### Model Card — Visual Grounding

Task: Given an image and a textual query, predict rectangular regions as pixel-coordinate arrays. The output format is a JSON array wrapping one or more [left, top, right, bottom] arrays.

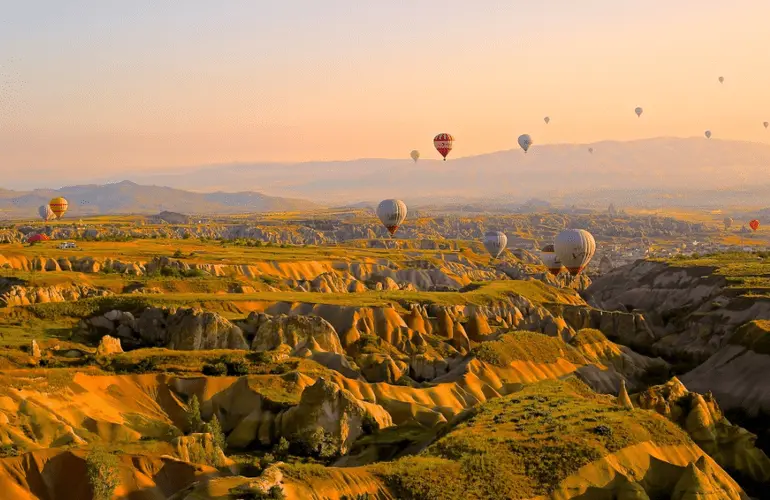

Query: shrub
[[273, 437, 290, 459], [226, 360, 250, 376], [173, 249, 184, 258], [202, 362, 228, 376], [0, 443, 19, 457], [86, 447, 120, 500]]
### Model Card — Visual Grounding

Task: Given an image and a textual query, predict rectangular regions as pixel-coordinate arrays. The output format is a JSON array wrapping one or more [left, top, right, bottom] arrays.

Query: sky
[[1, 0, 770, 184]]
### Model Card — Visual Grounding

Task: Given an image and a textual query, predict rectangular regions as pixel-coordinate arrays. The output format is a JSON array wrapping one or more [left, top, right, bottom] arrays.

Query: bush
[[226, 360, 250, 376], [202, 362, 228, 376], [86, 447, 120, 500], [173, 249, 184, 258], [273, 437, 290, 459]]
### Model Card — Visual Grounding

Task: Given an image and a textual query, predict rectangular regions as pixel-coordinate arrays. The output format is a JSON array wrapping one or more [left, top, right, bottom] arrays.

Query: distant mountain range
[[91, 137, 770, 208], [0, 181, 320, 218], [4, 137, 770, 214]]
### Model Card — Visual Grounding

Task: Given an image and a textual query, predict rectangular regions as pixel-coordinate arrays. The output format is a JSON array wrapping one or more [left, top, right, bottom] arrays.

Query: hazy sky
[[1, 1, 770, 181]]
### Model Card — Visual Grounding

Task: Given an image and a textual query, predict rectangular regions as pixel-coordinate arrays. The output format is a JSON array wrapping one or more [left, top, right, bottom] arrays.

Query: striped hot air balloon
[[433, 133, 454, 161], [49, 197, 69, 219]]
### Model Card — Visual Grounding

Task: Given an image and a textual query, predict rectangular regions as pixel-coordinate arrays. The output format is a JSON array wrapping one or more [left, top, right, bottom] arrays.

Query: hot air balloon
[[705, 130, 712, 139], [750, 219, 760, 231], [433, 133, 454, 161], [27, 233, 50, 244], [764, 121, 768, 129], [539, 244, 563, 275], [483, 231, 507, 258], [544, 116, 550, 125], [518, 134, 532, 153], [38, 205, 54, 222], [719, 76, 724, 84], [588, 147, 594, 154], [554, 229, 596, 276], [49, 197, 68, 219], [635, 107, 643, 118], [723, 217, 733, 230], [376, 199, 407, 235], [410, 150, 420, 163]]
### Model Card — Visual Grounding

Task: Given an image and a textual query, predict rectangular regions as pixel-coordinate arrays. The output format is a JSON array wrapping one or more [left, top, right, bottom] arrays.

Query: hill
[[88, 137, 770, 207], [0, 181, 321, 217]]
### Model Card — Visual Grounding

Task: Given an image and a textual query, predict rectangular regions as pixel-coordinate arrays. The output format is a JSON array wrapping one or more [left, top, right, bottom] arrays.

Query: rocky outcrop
[[0, 281, 112, 307], [251, 314, 344, 355], [277, 378, 393, 455], [96, 335, 123, 356], [166, 309, 249, 350], [635, 377, 770, 487]]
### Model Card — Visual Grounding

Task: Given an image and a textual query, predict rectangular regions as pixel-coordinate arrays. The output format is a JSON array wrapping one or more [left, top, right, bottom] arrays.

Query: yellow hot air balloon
[[49, 197, 69, 219]]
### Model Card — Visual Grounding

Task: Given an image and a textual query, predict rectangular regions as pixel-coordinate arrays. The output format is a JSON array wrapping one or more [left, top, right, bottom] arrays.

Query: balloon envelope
[[705, 130, 712, 139], [38, 205, 54, 221], [433, 133, 454, 161], [376, 199, 407, 235], [49, 197, 68, 219], [554, 229, 596, 276], [410, 150, 420, 162], [719, 76, 724, 83], [483, 231, 507, 258], [518, 134, 532, 153], [723, 217, 733, 230], [764, 122, 768, 129], [539, 244, 563, 275], [635, 107, 643, 117], [750, 219, 760, 231], [588, 147, 594, 154], [28, 233, 50, 243], [544, 116, 550, 124]]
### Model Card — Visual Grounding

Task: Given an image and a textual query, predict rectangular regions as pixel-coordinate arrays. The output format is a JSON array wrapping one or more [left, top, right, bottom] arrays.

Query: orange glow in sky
[[1, 1, 769, 175]]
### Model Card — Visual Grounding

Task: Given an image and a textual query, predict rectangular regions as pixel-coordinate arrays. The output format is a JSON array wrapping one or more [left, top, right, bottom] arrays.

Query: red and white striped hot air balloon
[[434, 133, 454, 161]]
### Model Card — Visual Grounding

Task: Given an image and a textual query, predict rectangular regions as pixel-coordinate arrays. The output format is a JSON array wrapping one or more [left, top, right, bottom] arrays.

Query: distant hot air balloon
[[27, 233, 50, 244], [588, 147, 594, 154], [518, 134, 532, 153], [376, 199, 407, 235], [539, 244, 563, 275], [544, 116, 550, 125], [635, 107, 643, 118], [705, 130, 712, 139], [750, 219, 760, 231], [483, 231, 507, 258], [764, 121, 769, 129], [719, 76, 724, 84], [554, 229, 596, 276], [49, 197, 68, 219], [433, 133, 454, 161], [723, 217, 733, 230], [410, 150, 420, 163], [38, 205, 54, 222]]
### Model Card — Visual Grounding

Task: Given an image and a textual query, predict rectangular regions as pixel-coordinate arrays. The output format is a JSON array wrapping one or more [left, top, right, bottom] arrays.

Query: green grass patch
[[373, 378, 691, 499], [471, 331, 586, 367]]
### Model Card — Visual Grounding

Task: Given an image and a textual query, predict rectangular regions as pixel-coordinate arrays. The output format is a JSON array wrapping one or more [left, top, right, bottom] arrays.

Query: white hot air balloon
[[634, 107, 643, 118], [544, 116, 550, 125], [376, 199, 407, 236], [705, 130, 712, 139], [554, 229, 596, 276], [38, 205, 54, 222], [410, 150, 420, 162], [483, 231, 508, 258], [764, 121, 768, 129], [518, 134, 533, 153], [539, 244, 563, 275], [719, 76, 724, 84]]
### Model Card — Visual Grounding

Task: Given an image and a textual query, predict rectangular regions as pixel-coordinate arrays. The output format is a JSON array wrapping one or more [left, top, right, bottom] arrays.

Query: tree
[[186, 395, 204, 433], [206, 414, 226, 451], [86, 447, 120, 500]]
